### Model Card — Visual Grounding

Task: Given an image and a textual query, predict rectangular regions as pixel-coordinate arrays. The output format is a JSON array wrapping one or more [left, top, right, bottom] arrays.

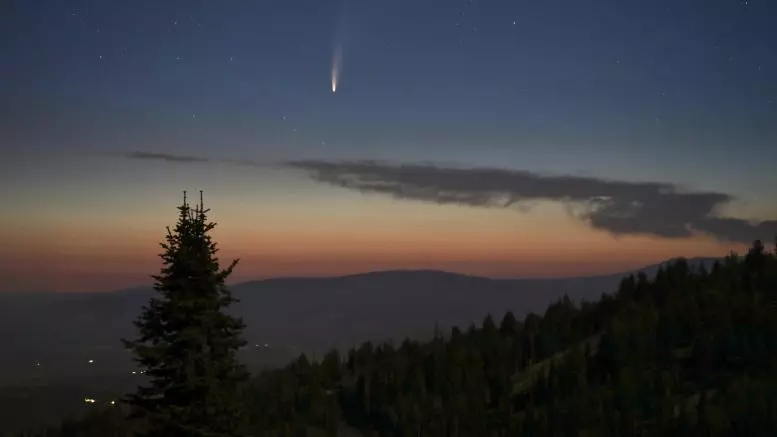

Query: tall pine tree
[[123, 192, 248, 437]]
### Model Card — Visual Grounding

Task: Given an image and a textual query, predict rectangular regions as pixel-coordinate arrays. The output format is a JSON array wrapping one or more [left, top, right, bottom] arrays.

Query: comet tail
[[331, 43, 343, 93]]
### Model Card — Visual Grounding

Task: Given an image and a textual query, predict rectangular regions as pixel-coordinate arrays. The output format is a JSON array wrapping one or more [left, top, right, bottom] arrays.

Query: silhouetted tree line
[[23, 198, 777, 436]]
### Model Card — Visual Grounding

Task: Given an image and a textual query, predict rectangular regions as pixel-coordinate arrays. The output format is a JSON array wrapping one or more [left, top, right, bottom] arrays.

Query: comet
[[331, 43, 343, 93]]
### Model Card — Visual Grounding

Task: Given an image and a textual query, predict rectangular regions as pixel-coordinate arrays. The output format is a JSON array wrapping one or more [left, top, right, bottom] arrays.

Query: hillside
[[25, 247, 777, 436], [0, 262, 697, 385]]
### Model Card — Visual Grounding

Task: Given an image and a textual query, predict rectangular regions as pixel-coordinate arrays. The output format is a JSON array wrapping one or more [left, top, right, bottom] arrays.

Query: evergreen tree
[[122, 192, 248, 437]]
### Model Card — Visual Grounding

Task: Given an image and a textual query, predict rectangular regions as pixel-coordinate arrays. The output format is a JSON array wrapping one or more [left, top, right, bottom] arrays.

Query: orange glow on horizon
[[1, 231, 741, 293], [0, 197, 746, 293]]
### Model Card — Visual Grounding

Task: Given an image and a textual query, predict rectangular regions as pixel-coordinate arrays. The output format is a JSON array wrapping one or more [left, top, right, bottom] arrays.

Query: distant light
[[84, 398, 96, 404], [264, 343, 269, 347], [110, 400, 116, 406], [88, 359, 94, 364], [132, 371, 136, 375], [35, 362, 41, 367]]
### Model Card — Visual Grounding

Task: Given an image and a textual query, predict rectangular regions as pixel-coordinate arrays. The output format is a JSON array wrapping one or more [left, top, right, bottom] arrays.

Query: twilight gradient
[[1, 0, 776, 292]]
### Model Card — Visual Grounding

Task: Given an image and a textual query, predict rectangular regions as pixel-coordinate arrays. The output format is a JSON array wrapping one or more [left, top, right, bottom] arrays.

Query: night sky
[[2, 0, 776, 292]]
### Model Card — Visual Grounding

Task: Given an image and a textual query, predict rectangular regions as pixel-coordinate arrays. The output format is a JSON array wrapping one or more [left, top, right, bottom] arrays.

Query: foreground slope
[[32, 246, 777, 436]]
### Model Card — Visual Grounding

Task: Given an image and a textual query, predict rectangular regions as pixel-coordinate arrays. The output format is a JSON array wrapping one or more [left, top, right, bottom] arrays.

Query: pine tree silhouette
[[122, 192, 248, 437]]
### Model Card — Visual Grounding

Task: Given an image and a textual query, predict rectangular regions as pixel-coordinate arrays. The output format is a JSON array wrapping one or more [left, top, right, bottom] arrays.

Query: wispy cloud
[[121, 152, 777, 244], [122, 151, 268, 167]]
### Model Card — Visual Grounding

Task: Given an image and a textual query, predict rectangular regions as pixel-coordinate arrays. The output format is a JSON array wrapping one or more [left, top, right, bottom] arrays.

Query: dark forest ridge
[[0, 256, 725, 435], [20, 242, 777, 436]]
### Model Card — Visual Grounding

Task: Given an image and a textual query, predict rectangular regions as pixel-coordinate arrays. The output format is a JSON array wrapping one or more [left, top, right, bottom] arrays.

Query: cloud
[[121, 152, 777, 244], [286, 160, 777, 244], [124, 151, 211, 163], [693, 217, 777, 245], [122, 151, 268, 167]]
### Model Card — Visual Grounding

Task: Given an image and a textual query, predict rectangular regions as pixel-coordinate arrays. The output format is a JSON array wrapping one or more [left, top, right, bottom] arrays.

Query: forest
[[24, 238, 777, 437]]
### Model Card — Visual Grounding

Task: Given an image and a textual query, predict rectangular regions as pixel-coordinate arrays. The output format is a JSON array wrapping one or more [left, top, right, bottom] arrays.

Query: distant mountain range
[[0, 257, 722, 385]]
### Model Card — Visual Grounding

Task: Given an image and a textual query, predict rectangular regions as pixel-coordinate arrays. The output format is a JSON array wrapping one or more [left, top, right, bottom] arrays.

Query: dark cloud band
[[122, 152, 777, 244], [286, 160, 777, 244]]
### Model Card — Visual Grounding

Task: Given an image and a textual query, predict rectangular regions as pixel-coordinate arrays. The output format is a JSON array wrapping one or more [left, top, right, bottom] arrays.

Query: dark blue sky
[[4, 1, 775, 172], [2, 0, 777, 291]]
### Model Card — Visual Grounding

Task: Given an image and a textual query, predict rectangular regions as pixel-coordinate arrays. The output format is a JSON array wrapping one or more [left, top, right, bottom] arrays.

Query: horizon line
[[8, 256, 727, 295]]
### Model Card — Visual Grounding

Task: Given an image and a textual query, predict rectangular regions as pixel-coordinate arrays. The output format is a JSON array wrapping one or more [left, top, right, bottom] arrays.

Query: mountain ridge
[[44, 256, 724, 297], [0, 257, 725, 386]]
